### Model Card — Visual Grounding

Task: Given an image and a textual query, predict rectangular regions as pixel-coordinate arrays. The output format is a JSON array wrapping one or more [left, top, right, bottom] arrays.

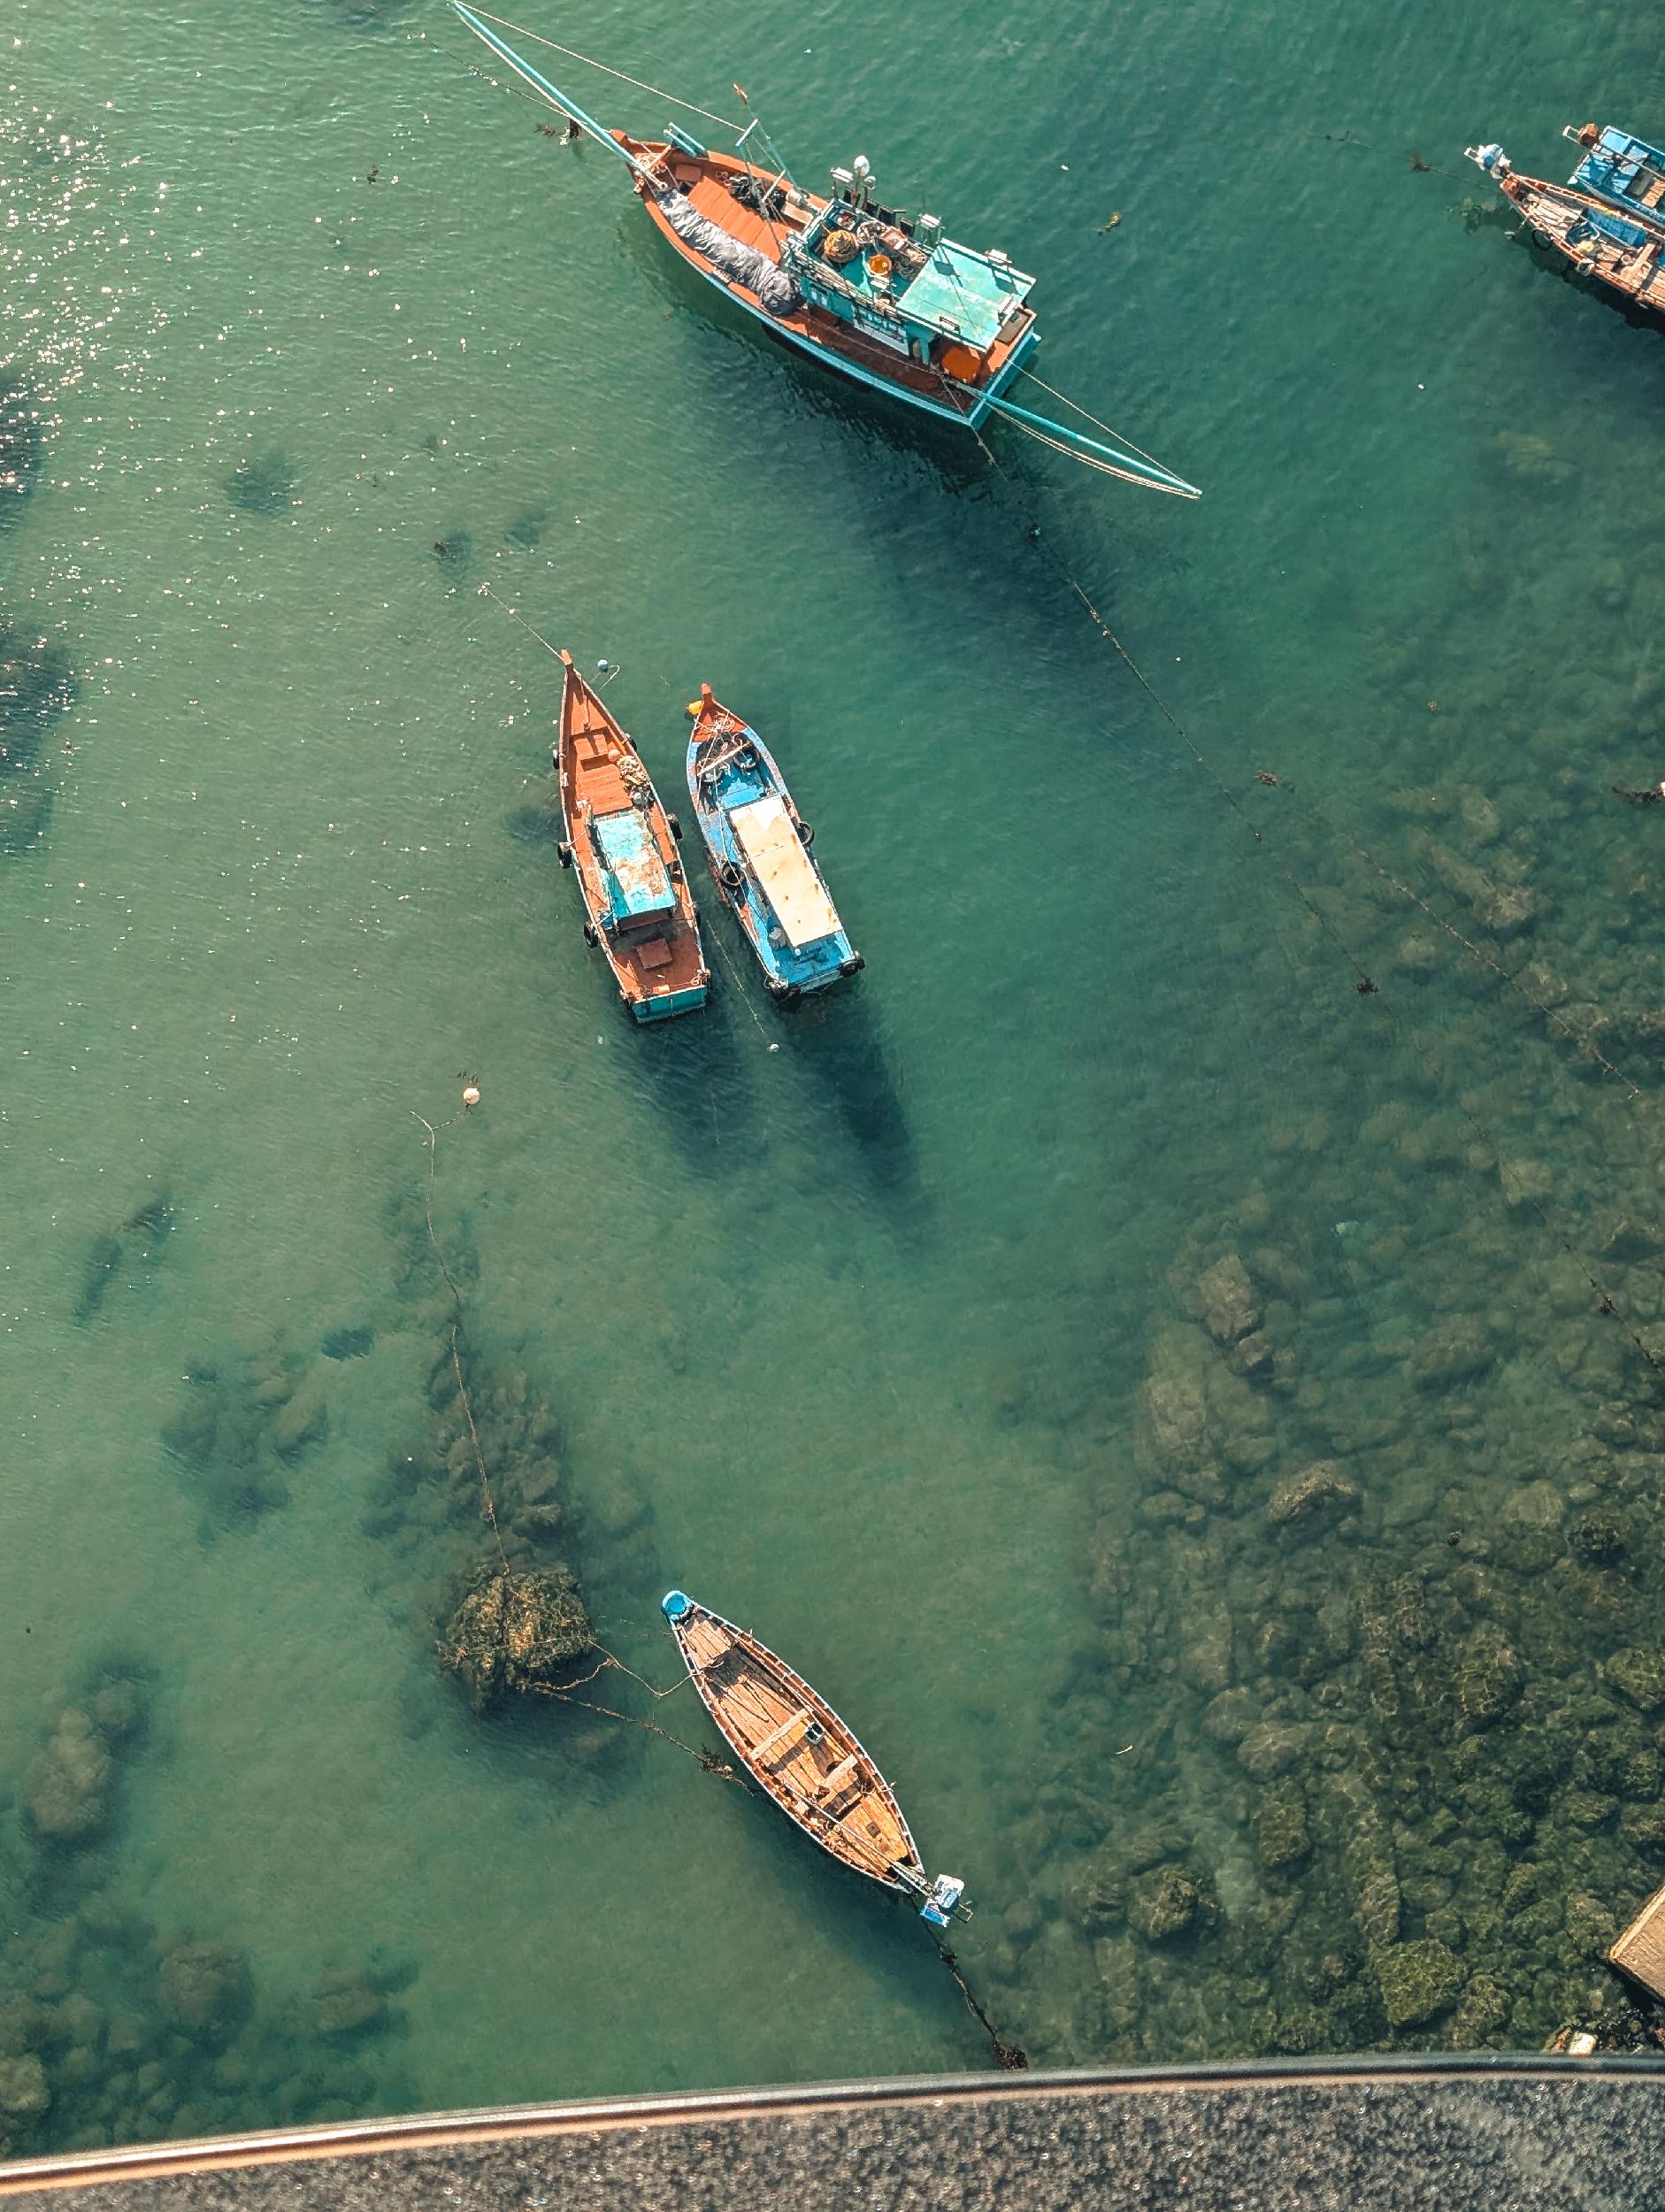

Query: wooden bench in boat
[[752, 1705, 813, 1763]]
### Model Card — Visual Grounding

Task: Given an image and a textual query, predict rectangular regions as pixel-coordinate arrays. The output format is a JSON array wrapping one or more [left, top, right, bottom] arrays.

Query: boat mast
[[451, 2, 656, 177]]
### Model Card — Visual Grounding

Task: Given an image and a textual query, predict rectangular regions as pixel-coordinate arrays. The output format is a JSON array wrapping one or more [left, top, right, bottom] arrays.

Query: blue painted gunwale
[[685, 691, 862, 1001]]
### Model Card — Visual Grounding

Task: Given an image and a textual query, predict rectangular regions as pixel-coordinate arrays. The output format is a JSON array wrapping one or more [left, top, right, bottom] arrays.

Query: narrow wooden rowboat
[[554, 653, 709, 1022], [1466, 137, 1665, 313], [686, 685, 861, 1004], [661, 1590, 967, 1925]]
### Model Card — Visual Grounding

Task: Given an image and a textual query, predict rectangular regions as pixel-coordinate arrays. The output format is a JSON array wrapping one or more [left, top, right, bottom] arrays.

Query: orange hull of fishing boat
[[663, 1592, 924, 1891], [554, 654, 708, 1021]]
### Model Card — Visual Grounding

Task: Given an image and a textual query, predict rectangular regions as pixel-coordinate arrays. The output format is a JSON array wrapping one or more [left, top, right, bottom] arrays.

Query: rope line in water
[[948, 394, 1665, 1373], [414, 1110, 510, 1570], [457, 7, 746, 133], [936, 1945, 1028, 2070]]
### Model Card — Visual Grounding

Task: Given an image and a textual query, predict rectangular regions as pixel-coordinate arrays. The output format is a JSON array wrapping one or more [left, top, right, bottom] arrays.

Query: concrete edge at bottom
[[4, 2051, 1665, 2196]]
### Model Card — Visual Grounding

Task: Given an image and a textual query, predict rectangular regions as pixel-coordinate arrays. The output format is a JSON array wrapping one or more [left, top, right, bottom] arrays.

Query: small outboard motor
[[918, 1874, 967, 1928], [1465, 142, 1510, 177]]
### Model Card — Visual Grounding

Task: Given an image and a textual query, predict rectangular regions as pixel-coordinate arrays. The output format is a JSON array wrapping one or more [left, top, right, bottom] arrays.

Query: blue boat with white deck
[[686, 686, 862, 1004]]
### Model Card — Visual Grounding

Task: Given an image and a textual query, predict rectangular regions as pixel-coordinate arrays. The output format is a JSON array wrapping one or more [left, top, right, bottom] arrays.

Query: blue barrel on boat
[[662, 1589, 692, 1620]]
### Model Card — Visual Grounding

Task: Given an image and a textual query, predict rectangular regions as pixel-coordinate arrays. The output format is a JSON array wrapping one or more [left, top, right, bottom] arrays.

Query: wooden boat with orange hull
[[661, 1590, 968, 1926], [449, 4, 1199, 497], [554, 655, 709, 1023]]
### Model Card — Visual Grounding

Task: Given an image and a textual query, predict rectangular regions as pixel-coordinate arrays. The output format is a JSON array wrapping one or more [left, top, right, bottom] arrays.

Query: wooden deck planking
[[679, 1605, 914, 1881], [1609, 1882, 1665, 2001]]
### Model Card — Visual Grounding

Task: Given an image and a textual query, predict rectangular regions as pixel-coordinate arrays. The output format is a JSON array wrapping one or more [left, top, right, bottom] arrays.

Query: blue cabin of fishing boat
[[1565, 125, 1665, 226], [592, 806, 675, 928], [781, 171, 1037, 385]]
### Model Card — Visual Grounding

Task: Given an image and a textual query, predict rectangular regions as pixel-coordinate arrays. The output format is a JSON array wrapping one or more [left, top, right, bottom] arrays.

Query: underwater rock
[[72, 1197, 174, 1323], [1372, 1937, 1464, 2028], [1456, 1624, 1523, 1727], [1265, 1461, 1358, 1525], [22, 1710, 112, 1844], [226, 449, 297, 517], [320, 1326, 374, 1362], [1195, 1255, 1259, 1344], [268, 1376, 327, 1459], [1231, 1329, 1275, 1380], [1406, 1315, 1497, 1391], [1237, 1722, 1304, 1781], [1253, 1779, 1311, 1870], [1128, 1864, 1202, 1942], [1422, 839, 1538, 937], [1492, 429, 1571, 485], [1068, 1858, 1126, 1933], [1449, 1973, 1511, 2046], [1563, 1893, 1617, 1956], [1568, 1510, 1625, 1565], [441, 1562, 593, 1712], [1606, 1648, 1665, 1712], [1200, 1687, 1260, 1745], [1559, 1787, 1617, 1830], [157, 1944, 254, 2042], [307, 1968, 388, 2041], [0, 2054, 50, 2121]]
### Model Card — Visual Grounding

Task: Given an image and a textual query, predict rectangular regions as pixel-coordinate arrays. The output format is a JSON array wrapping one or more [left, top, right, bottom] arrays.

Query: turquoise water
[[8, 0, 1665, 2154]]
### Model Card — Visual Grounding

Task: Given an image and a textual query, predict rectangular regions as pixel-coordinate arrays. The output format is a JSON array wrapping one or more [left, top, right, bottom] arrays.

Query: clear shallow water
[[7, 0, 1665, 2154]]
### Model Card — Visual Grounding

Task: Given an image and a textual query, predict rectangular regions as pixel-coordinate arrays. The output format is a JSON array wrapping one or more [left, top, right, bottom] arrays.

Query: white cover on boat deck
[[731, 795, 840, 949]]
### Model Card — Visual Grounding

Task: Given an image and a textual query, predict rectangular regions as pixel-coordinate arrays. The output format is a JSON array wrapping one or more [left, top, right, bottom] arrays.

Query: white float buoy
[[463, 1085, 481, 1109]]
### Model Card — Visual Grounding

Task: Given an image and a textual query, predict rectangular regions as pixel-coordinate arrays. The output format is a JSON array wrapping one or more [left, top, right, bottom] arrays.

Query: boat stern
[[633, 982, 709, 1023], [917, 1874, 968, 1927], [1465, 141, 1510, 180]]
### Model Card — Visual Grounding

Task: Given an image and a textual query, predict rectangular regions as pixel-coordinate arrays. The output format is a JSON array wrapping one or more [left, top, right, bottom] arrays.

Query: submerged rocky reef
[[1, 1662, 414, 2159]]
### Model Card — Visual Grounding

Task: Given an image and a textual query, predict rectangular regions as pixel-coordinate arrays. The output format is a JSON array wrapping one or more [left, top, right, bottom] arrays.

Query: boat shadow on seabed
[[774, 986, 929, 1234]]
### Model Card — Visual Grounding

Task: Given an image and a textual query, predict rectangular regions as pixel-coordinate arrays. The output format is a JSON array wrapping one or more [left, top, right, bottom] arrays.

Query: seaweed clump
[[440, 1562, 593, 1713]]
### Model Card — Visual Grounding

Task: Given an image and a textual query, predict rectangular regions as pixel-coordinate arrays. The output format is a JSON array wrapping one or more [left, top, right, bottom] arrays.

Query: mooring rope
[[457, 6, 745, 134], [948, 392, 1665, 1373], [936, 1944, 1028, 2070]]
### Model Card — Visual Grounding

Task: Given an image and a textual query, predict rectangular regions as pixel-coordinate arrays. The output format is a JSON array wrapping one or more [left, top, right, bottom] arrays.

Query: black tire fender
[[582, 919, 599, 947], [557, 841, 574, 869], [719, 860, 745, 895], [667, 812, 683, 841], [796, 818, 815, 848]]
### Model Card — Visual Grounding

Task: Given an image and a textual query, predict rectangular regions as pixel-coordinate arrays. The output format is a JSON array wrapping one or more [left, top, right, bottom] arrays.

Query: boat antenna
[[451, 4, 745, 134]]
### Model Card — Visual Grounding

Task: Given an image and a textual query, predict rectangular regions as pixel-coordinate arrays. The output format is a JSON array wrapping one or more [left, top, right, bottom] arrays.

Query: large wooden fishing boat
[[661, 1590, 968, 1926], [686, 684, 861, 1004], [554, 654, 709, 1022], [451, 3, 1199, 496], [1466, 131, 1665, 313]]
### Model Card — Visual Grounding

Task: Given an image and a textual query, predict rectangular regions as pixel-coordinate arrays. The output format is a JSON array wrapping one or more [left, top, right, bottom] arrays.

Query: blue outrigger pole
[[452, 2, 651, 174]]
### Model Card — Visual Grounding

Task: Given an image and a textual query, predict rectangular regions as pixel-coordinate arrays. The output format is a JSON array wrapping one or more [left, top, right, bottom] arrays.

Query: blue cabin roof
[[786, 197, 1034, 359], [593, 806, 674, 926], [1569, 126, 1665, 222]]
